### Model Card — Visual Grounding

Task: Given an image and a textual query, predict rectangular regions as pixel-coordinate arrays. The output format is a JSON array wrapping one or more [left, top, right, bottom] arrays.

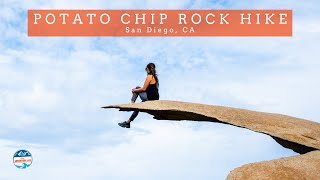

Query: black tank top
[[146, 82, 159, 100]]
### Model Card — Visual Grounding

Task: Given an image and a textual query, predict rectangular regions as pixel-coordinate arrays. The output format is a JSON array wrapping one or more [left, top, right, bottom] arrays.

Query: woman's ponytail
[[147, 63, 159, 89]]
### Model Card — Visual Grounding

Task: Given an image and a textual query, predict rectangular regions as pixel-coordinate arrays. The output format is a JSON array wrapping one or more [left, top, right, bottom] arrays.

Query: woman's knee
[[135, 86, 141, 89]]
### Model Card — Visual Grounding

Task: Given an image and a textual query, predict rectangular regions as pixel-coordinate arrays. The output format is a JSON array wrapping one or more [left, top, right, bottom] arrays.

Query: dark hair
[[146, 63, 159, 89]]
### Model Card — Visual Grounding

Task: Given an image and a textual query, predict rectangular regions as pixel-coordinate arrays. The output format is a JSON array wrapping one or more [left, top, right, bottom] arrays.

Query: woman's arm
[[132, 75, 152, 92]]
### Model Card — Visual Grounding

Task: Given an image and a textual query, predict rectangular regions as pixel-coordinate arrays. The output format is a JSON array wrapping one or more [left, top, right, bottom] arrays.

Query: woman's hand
[[132, 75, 153, 93]]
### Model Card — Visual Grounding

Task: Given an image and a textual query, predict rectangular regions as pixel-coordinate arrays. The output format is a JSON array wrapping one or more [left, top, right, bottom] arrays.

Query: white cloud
[[0, 121, 297, 180]]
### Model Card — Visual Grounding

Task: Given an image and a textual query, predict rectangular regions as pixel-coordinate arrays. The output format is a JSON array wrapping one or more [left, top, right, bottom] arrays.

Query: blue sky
[[0, 0, 320, 179]]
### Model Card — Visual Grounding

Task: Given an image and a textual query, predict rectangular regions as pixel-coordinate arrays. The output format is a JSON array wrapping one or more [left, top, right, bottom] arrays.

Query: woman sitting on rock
[[118, 62, 159, 128]]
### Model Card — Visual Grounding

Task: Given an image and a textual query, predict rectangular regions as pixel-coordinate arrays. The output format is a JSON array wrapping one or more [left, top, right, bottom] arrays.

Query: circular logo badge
[[13, 150, 33, 169]]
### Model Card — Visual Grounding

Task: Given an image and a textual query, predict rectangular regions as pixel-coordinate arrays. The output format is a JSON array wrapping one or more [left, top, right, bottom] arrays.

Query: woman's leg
[[128, 110, 139, 122], [128, 86, 148, 123], [131, 86, 148, 103], [131, 88, 139, 103], [119, 86, 149, 128]]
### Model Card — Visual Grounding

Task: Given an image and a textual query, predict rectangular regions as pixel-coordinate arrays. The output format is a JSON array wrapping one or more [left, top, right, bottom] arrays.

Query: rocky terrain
[[104, 100, 320, 179], [227, 150, 320, 180]]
